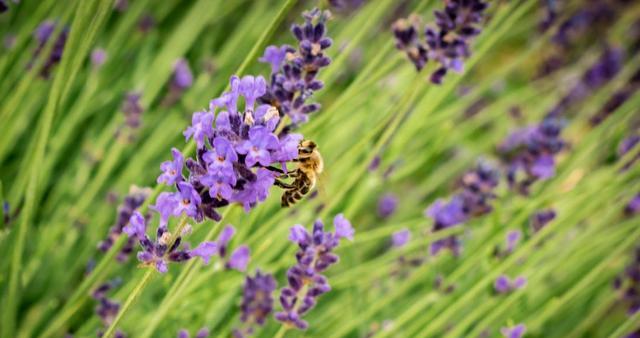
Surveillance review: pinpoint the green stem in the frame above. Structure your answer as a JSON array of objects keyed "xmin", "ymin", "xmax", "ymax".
[
  {"xmin": 273, "ymin": 325, "xmax": 289, "ymax": 338},
  {"xmin": 102, "ymin": 270, "xmax": 155, "ymax": 338},
  {"xmin": 2, "ymin": 1, "xmax": 109, "ymax": 335},
  {"xmin": 102, "ymin": 216, "xmax": 189, "ymax": 338}
]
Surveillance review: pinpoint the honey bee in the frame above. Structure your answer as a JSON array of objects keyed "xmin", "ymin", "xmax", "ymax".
[{"xmin": 274, "ymin": 140, "xmax": 324, "ymax": 207}]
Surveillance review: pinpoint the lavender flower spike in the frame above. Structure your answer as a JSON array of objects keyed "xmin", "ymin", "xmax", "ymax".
[
  {"xmin": 259, "ymin": 8, "xmax": 332, "ymax": 124},
  {"xmin": 393, "ymin": 0, "xmax": 488, "ymax": 83},
  {"xmin": 97, "ymin": 186, "xmax": 151, "ymax": 262},
  {"xmin": 501, "ymin": 324, "xmax": 526, "ymax": 338},
  {"xmin": 177, "ymin": 328, "xmax": 209, "ymax": 338},
  {"xmin": 234, "ymin": 270, "xmax": 277, "ymax": 337},
  {"xmin": 378, "ymin": 193, "xmax": 398, "ymax": 219},
  {"xmin": 494, "ymin": 275, "xmax": 527, "ymax": 293},
  {"xmin": 276, "ymin": 215, "xmax": 355, "ymax": 330},
  {"xmin": 392, "ymin": 228, "xmax": 411, "ymax": 248}
]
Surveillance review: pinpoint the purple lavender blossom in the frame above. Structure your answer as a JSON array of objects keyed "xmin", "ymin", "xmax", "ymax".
[
  {"xmin": 91, "ymin": 48, "xmax": 107, "ymax": 69},
  {"xmin": 227, "ymin": 245, "xmax": 250, "ymax": 272},
  {"xmin": 121, "ymin": 91, "xmax": 144, "ymax": 130},
  {"xmin": 0, "ymin": 1, "xmax": 8, "ymax": 12},
  {"xmin": 234, "ymin": 270, "xmax": 277, "ymax": 337},
  {"xmin": 123, "ymin": 211, "xmax": 194, "ymax": 273},
  {"xmin": 163, "ymin": 58, "xmax": 194, "ymax": 106},
  {"xmin": 590, "ymin": 69, "xmax": 640, "ymax": 126},
  {"xmin": 547, "ymin": 47, "xmax": 624, "ymax": 119},
  {"xmin": 393, "ymin": 0, "xmax": 488, "ymax": 83},
  {"xmin": 530, "ymin": 209, "xmax": 556, "ymax": 233},
  {"xmin": 377, "ymin": 193, "xmax": 398, "ymax": 219},
  {"xmin": 189, "ymin": 224, "xmax": 251, "ymax": 270},
  {"xmin": 620, "ymin": 132, "xmax": 640, "ymax": 156},
  {"xmin": 168, "ymin": 74, "xmax": 307, "ymax": 222},
  {"xmin": 259, "ymin": 46, "xmax": 290, "ymax": 74},
  {"xmin": 426, "ymin": 162, "xmax": 499, "ymax": 255},
  {"xmin": 391, "ymin": 229, "xmax": 411, "ymax": 248},
  {"xmin": 392, "ymin": 15, "xmax": 428, "ymax": 71},
  {"xmin": 184, "ymin": 111, "xmax": 215, "ymax": 149},
  {"xmin": 259, "ymin": 8, "xmax": 332, "ymax": 124},
  {"xmin": 275, "ymin": 216, "xmax": 354, "ymax": 330},
  {"xmin": 92, "ymin": 279, "xmax": 126, "ymax": 337},
  {"xmin": 494, "ymin": 275, "xmax": 527, "ymax": 293},
  {"xmin": 28, "ymin": 20, "xmax": 69, "ymax": 78},
  {"xmin": 138, "ymin": 13, "xmax": 155, "ymax": 33},
  {"xmin": 501, "ymin": 324, "xmax": 526, "ymax": 338},
  {"xmin": 173, "ymin": 58, "xmax": 193, "ymax": 90},
  {"xmin": 499, "ymin": 118, "xmax": 565, "ymax": 195},
  {"xmin": 177, "ymin": 328, "xmax": 209, "ymax": 338},
  {"xmin": 97, "ymin": 186, "xmax": 151, "ymax": 262},
  {"xmin": 625, "ymin": 194, "xmax": 640, "ymax": 216},
  {"xmin": 614, "ymin": 247, "xmax": 640, "ymax": 315},
  {"xmin": 158, "ymin": 148, "xmax": 184, "ymax": 185},
  {"xmin": 505, "ymin": 230, "xmax": 522, "ymax": 252}
]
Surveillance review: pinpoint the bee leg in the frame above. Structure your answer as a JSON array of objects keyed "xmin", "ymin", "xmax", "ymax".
[
  {"xmin": 274, "ymin": 179, "xmax": 294, "ymax": 189},
  {"xmin": 265, "ymin": 165, "xmax": 285, "ymax": 174}
]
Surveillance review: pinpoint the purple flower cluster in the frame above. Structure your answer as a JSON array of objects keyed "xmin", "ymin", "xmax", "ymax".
[
  {"xmin": 626, "ymin": 194, "xmax": 640, "ymax": 216},
  {"xmin": 233, "ymin": 271, "xmax": 277, "ymax": 338},
  {"xmin": 122, "ymin": 92, "xmax": 144, "ymax": 129},
  {"xmin": 258, "ymin": 8, "xmax": 332, "ymax": 125},
  {"xmin": 154, "ymin": 75, "xmax": 303, "ymax": 225},
  {"xmin": 124, "ymin": 211, "xmax": 249, "ymax": 273},
  {"xmin": 275, "ymin": 215, "xmax": 354, "ymax": 330},
  {"xmin": 498, "ymin": 118, "xmax": 565, "ymax": 195},
  {"xmin": 392, "ymin": 0, "xmax": 488, "ymax": 83},
  {"xmin": 494, "ymin": 274, "xmax": 527, "ymax": 294},
  {"xmin": 426, "ymin": 162, "xmax": 499, "ymax": 256},
  {"xmin": 28, "ymin": 20, "xmax": 69, "ymax": 78},
  {"xmin": 590, "ymin": 69, "xmax": 640, "ymax": 126},
  {"xmin": 190, "ymin": 224, "xmax": 250, "ymax": 271},
  {"xmin": 92, "ymin": 279, "xmax": 126, "ymax": 338},
  {"xmin": 177, "ymin": 328, "xmax": 209, "ymax": 338},
  {"xmin": 163, "ymin": 58, "xmax": 194, "ymax": 106},
  {"xmin": 614, "ymin": 247, "xmax": 640, "ymax": 315},
  {"xmin": 547, "ymin": 47, "xmax": 624, "ymax": 119},
  {"xmin": 530, "ymin": 209, "xmax": 556, "ymax": 233},
  {"xmin": 98, "ymin": 186, "xmax": 151, "ymax": 262},
  {"xmin": 0, "ymin": 0, "xmax": 8, "ymax": 13},
  {"xmin": 501, "ymin": 324, "xmax": 526, "ymax": 338},
  {"xmin": 619, "ymin": 133, "xmax": 640, "ymax": 172}
]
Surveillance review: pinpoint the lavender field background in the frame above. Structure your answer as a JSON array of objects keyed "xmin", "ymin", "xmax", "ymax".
[{"xmin": 1, "ymin": 0, "xmax": 640, "ymax": 337}]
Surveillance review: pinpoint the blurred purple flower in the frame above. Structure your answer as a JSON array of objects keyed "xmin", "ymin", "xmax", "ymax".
[
  {"xmin": 276, "ymin": 216, "xmax": 354, "ymax": 330},
  {"xmin": 91, "ymin": 48, "xmax": 107, "ymax": 68},
  {"xmin": 238, "ymin": 271, "xmax": 277, "ymax": 328},
  {"xmin": 391, "ymin": 229, "xmax": 411, "ymax": 248},
  {"xmin": 530, "ymin": 209, "xmax": 556, "ymax": 233},
  {"xmin": 501, "ymin": 324, "xmax": 526, "ymax": 338},
  {"xmin": 378, "ymin": 193, "xmax": 398, "ymax": 219},
  {"xmin": 494, "ymin": 275, "xmax": 527, "ymax": 293}
]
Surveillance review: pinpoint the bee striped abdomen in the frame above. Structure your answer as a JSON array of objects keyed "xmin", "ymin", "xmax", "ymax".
[{"xmin": 281, "ymin": 170, "xmax": 312, "ymax": 207}]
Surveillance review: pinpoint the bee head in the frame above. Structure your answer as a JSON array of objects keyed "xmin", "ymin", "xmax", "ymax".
[{"xmin": 299, "ymin": 140, "xmax": 317, "ymax": 156}]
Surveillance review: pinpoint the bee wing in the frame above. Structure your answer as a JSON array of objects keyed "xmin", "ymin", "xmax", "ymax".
[{"xmin": 316, "ymin": 170, "xmax": 330, "ymax": 203}]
